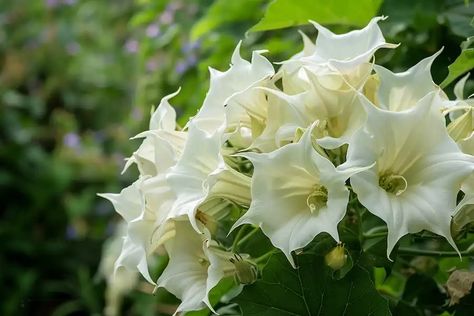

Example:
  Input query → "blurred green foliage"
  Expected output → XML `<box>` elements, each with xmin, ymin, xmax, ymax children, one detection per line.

<box><xmin>0</xmin><ymin>0</ymin><xmax>472</xmax><ymax>315</ymax></box>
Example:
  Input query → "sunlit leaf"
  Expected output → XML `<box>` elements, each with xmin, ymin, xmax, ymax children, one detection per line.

<box><xmin>440</xmin><ymin>48</ymin><xmax>474</xmax><ymax>88</ymax></box>
<box><xmin>250</xmin><ymin>0</ymin><xmax>383</xmax><ymax>32</ymax></box>
<box><xmin>191</xmin><ymin>0</ymin><xmax>265</xmax><ymax>39</ymax></box>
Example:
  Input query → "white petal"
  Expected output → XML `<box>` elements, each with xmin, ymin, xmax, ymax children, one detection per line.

<box><xmin>309</xmin><ymin>16</ymin><xmax>398</xmax><ymax>70</ymax></box>
<box><xmin>150</xmin><ymin>88</ymin><xmax>180</xmax><ymax>131</ymax></box>
<box><xmin>194</xmin><ymin>42</ymin><xmax>274</xmax><ymax>133</ymax></box>
<box><xmin>348</xmin><ymin>91</ymin><xmax>474</xmax><ymax>257</ymax></box>
<box><xmin>98</xmin><ymin>178</ymin><xmax>145</xmax><ymax>222</ymax></box>
<box><xmin>157</xmin><ymin>220</ymin><xmax>209</xmax><ymax>313</ymax></box>
<box><xmin>373</xmin><ymin>50</ymin><xmax>442</xmax><ymax>111</ymax></box>
<box><xmin>234</xmin><ymin>127</ymin><xmax>359</xmax><ymax>266</ymax></box>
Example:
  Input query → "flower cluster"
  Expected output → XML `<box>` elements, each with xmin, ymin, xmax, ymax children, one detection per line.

<box><xmin>100</xmin><ymin>17</ymin><xmax>474</xmax><ymax>314</ymax></box>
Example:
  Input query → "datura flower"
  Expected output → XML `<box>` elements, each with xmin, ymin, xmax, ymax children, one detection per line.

<box><xmin>371</xmin><ymin>50</ymin><xmax>445</xmax><ymax>111</ymax></box>
<box><xmin>258</xmin><ymin>17</ymin><xmax>397</xmax><ymax>152</ymax></box>
<box><xmin>233</xmin><ymin>125</ymin><xmax>369</xmax><ymax>266</ymax></box>
<box><xmin>254</xmin><ymin>73</ymin><xmax>367</xmax><ymax>151</ymax></box>
<box><xmin>448</xmin><ymin>107</ymin><xmax>474</xmax><ymax>155</ymax></box>
<box><xmin>166</xmin><ymin>120</ymin><xmax>251</xmax><ymax>233</ymax></box>
<box><xmin>156</xmin><ymin>219</ymin><xmax>247</xmax><ymax>314</ymax></box>
<box><xmin>347</xmin><ymin>91</ymin><xmax>474</xmax><ymax>257</ymax></box>
<box><xmin>452</xmin><ymin>175</ymin><xmax>474</xmax><ymax>234</ymax></box>
<box><xmin>447</xmin><ymin>74</ymin><xmax>474</xmax><ymax>155</ymax></box>
<box><xmin>122</xmin><ymin>89</ymin><xmax>187</xmax><ymax>176</ymax></box>
<box><xmin>279</xmin><ymin>16</ymin><xmax>397</xmax><ymax>95</ymax></box>
<box><xmin>193</xmin><ymin>41</ymin><xmax>274</xmax><ymax>138</ymax></box>
<box><xmin>98</xmin><ymin>178</ymin><xmax>156</xmax><ymax>283</ymax></box>
<box><xmin>97</xmin><ymin>222</ymin><xmax>138</xmax><ymax>316</ymax></box>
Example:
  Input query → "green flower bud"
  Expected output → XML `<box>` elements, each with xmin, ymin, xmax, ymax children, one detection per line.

<box><xmin>325</xmin><ymin>244</ymin><xmax>347</xmax><ymax>270</ymax></box>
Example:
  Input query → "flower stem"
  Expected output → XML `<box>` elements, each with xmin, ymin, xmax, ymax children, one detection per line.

<box><xmin>254</xmin><ymin>250</ymin><xmax>277</xmax><ymax>264</ymax></box>
<box><xmin>397</xmin><ymin>247</ymin><xmax>474</xmax><ymax>257</ymax></box>
<box><xmin>236</xmin><ymin>227</ymin><xmax>260</xmax><ymax>249</ymax></box>
<box><xmin>363</xmin><ymin>232</ymin><xmax>387</xmax><ymax>239</ymax></box>
<box><xmin>231</xmin><ymin>225</ymin><xmax>248</xmax><ymax>252</ymax></box>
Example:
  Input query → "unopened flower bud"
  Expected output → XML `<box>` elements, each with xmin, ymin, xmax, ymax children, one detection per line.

<box><xmin>230</xmin><ymin>254</ymin><xmax>258</xmax><ymax>285</ymax></box>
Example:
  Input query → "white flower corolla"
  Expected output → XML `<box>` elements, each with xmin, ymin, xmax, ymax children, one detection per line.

<box><xmin>98</xmin><ymin>178</ymin><xmax>156</xmax><ymax>283</ymax></box>
<box><xmin>167</xmin><ymin>121</ymin><xmax>251</xmax><ymax>233</ymax></box>
<box><xmin>224</xmin><ymin>80</ymin><xmax>275</xmax><ymax>149</ymax></box>
<box><xmin>97</xmin><ymin>222</ymin><xmax>138</xmax><ymax>316</ymax></box>
<box><xmin>306</xmin><ymin>17</ymin><xmax>397</xmax><ymax>70</ymax></box>
<box><xmin>193</xmin><ymin>42</ymin><xmax>274</xmax><ymax>134</ymax></box>
<box><xmin>232</xmin><ymin>125</ymin><xmax>370</xmax><ymax>266</ymax></box>
<box><xmin>371</xmin><ymin>50</ymin><xmax>445</xmax><ymax>111</ymax></box>
<box><xmin>448</xmin><ymin>107</ymin><xmax>474</xmax><ymax>155</ymax></box>
<box><xmin>156</xmin><ymin>219</ymin><xmax>239</xmax><ymax>314</ymax></box>
<box><xmin>447</xmin><ymin>74</ymin><xmax>474</xmax><ymax>120</ymax></box>
<box><xmin>446</xmin><ymin>74</ymin><xmax>474</xmax><ymax>155</ymax></box>
<box><xmin>347</xmin><ymin>91</ymin><xmax>474</xmax><ymax>257</ymax></box>
<box><xmin>279</xmin><ymin>16</ymin><xmax>397</xmax><ymax>95</ymax></box>
<box><xmin>253</xmin><ymin>79</ymin><xmax>367</xmax><ymax>151</ymax></box>
<box><xmin>452</xmin><ymin>175</ymin><xmax>474</xmax><ymax>233</ymax></box>
<box><xmin>123</xmin><ymin>89</ymin><xmax>187</xmax><ymax>176</ymax></box>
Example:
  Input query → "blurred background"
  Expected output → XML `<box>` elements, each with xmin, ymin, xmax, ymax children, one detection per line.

<box><xmin>0</xmin><ymin>0</ymin><xmax>472</xmax><ymax>315</ymax></box>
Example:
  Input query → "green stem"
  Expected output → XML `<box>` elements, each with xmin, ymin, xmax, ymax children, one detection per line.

<box><xmin>236</xmin><ymin>226</ymin><xmax>260</xmax><ymax>249</ymax></box>
<box><xmin>254</xmin><ymin>250</ymin><xmax>277</xmax><ymax>264</ymax></box>
<box><xmin>398</xmin><ymin>247</ymin><xmax>474</xmax><ymax>257</ymax></box>
<box><xmin>231</xmin><ymin>225</ymin><xmax>248</xmax><ymax>252</ymax></box>
<box><xmin>363</xmin><ymin>232</ymin><xmax>387</xmax><ymax>239</ymax></box>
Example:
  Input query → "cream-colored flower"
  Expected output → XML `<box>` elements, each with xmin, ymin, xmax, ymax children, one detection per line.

<box><xmin>166</xmin><ymin>121</ymin><xmax>251</xmax><ymax>232</ymax></box>
<box><xmin>448</xmin><ymin>107</ymin><xmax>474</xmax><ymax>155</ymax></box>
<box><xmin>371</xmin><ymin>51</ymin><xmax>444</xmax><ymax>111</ymax></box>
<box><xmin>97</xmin><ymin>222</ymin><xmax>138</xmax><ymax>316</ymax></box>
<box><xmin>156</xmin><ymin>219</ymin><xmax>239</xmax><ymax>314</ymax></box>
<box><xmin>255</xmin><ymin>18</ymin><xmax>396</xmax><ymax>152</ymax></box>
<box><xmin>279</xmin><ymin>16</ymin><xmax>397</xmax><ymax>95</ymax></box>
<box><xmin>233</xmin><ymin>125</ymin><xmax>370</xmax><ymax>266</ymax></box>
<box><xmin>98</xmin><ymin>178</ymin><xmax>156</xmax><ymax>283</ymax></box>
<box><xmin>193</xmin><ymin>42</ymin><xmax>274</xmax><ymax>135</ymax></box>
<box><xmin>347</xmin><ymin>91</ymin><xmax>474</xmax><ymax>257</ymax></box>
<box><xmin>123</xmin><ymin>89</ymin><xmax>186</xmax><ymax>176</ymax></box>
<box><xmin>452</xmin><ymin>175</ymin><xmax>474</xmax><ymax>234</ymax></box>
<box><xmin>252</xmin><ymin>81</ymin><xmax>367</xmax><ymax>152</ymax></box>
<box><xmin>446</xmin><ymin>74</ymin><xmax>474</xmax><ymax>155</ymax></box>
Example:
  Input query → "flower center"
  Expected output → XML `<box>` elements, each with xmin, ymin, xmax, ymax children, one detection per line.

<box><xmin>306</xmin><ymin>184</ymin><xmax>328</xmax><ymax>213</ymax></box>
<box><xmin>379</xmin><ymin>173</ymin><xmax>407</xmax><ymax>196</ymax></box>
<box><xmin>312</xmin><ymin>119</ymin><xmax>329</xmax><ymax>139</ymax></box>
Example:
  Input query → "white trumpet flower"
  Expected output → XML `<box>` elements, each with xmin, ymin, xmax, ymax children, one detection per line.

<box><xmin>253</xmin><ymin>82</ymin><xmax>367</xmax><ymax>152</ymax></box>
<box><xmin>167</xmin><ymin>121</ymin><xmax>251</xmax><ymax>232</ymax></box>
<box><xmin>123</xmin><ymin>89</ymin><xmax>186</xmax><ymax>176</ymax></box>
<box><xmin>156</xmin><ymin>219</ymin><xmax>238</xmax><ymax>314</ymax></box>
<box><xmin>193</xmin><ymin>42</ymin><xmax>274</xmax><ymax>134</ymax></box>
<box><xmin>372</xmin><ymin>50</ymin><xmax>445</xmax><ymax>111</ymax></box>
<box><xmin>279</xmin><ymin>16</ymin><xmax>397</xmax><ymax>95</ymax></box>
<box><xmin>233</xmin><ymin>124</ymin><xmax>370</xmax><ymax>266</ymax></box>
<box><xmin>448</xmin><ymin>107</ymin><xmax>474</xmax><ymax>155</ymax></box>
<box><xmin>452</xmin><ymin>175</ymin><xmax>474</xmax><ymax>233</ymax></box>
<box><xmin>347</xmin><ymin>91</ymin><xmax>474</xmax><ymax>257</ymax></box>
<box><xmin>98</xmin><ymin>178</ymin><xmax>156</xmax><ymax>283</ymax></box>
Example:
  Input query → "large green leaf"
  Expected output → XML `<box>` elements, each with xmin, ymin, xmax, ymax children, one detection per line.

<box><xmin>440</xmin><ymin>47</ymin><xmax>474</xmax><ymax>88</ymax></box>
<box><xmin>250</xmin><ymin>0</ymin><xmax>383</xmax><ymax>32</ymax></box>
<box><xmin>233</xmin><ymin>253</ymin><xmax>390</xmax><ymax>315</ymax></box>
<box><xmin>191</xmin><ymin>0</ymin><xmax>265</xmax><ymax>39</ymax></box>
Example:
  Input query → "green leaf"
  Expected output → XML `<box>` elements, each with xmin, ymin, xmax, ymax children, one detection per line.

<box><xmin>440</xmin><ymin>48</ymin><xmax>474</xmax><ymax>88</ymax></box>
<box><xmin>250</xmin><ymin>0</ymin><xmax>383</xmax><ymax>32</ymax></box>
<box><xmin>233</xmin><ymin>253</ymin><xmax>390</xmax><ymax>315</ymax></box>
<box><xmin>442</xmin><ymin>0</ymin><xmax>474</xmax><ymax>38</ymax></box>
<box><xmin>191</xmin><ymin>0</ymin><xmax>265</xmax><ymax>40</ymax></box>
